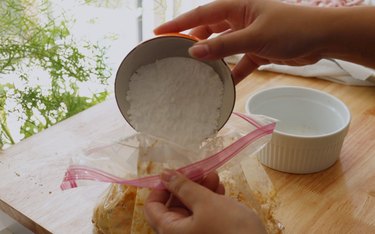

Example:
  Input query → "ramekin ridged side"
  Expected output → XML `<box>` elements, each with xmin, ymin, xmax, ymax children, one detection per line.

<box><xmin>257</xmin><ymin>127</ymin><xmax>349</xmax><ymax>174</ymax></box>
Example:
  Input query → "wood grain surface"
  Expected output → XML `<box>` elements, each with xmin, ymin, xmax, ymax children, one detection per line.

<box><xmin>0</xmin><ymin>70</ymin><xmax>374</xmax><ymax>233</ymax></box>
<box><xmin>235</xmin><ymin>71</ymin><xmax>375</xmax><ymax>233</ymax></box>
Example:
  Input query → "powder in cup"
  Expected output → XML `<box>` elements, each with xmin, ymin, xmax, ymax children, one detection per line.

<box><xmin>126</xmin><ymin>57</ymin><xmax>224</xmax><ymax>149</ymax></box>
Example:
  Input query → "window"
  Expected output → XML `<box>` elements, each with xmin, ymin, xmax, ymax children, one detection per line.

<box><xmin>0</xmin><ymin>0</ymin><xmax>208</xmax><ymax>149</ymax></box>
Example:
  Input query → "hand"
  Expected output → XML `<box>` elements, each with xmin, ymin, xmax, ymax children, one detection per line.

<box><xmin>144</xmin><ymin>170</ymin><xmax>267</xmax><ymax>234</ymax></box>
<box><xmin>154</xmin><ymin>0</ymin><xmax>325</xmax><ymax>83</ymax></box>
<box><xmin>154</xmin><ymin>0</ymin><xmax>375</xmax><ymax>84</ymax></box>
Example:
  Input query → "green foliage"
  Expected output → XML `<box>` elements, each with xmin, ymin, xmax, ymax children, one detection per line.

<box><xmin>0</xmin><ymin>84</ymin><xmax>15</xmax><ymax>148</ymax></box>
<box><xmin>83</xmin><ymin>0</ymin><xmax>125</xmax><ymax>8</ymax></box>
<box><xmin>0</xmin><ymin>0</ymin><xmax>111</xmax><ymax>149</ymax></box>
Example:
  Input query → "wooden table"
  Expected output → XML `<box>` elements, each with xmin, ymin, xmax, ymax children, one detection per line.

<box><xmin>1</xmin><ymin>70</ymin><xmax>374</xmax><ymax>233</ymax></box>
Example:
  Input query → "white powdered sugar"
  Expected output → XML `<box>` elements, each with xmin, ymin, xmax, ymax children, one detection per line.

<box><xmin>126</xmin><ymin>57</ymin><xmax>224</xmax><ymax>149</ymax></box>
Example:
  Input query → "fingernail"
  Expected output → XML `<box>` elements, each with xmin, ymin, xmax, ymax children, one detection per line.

<box><xmin>189</xmin><ymin>44</ymin><xmax>209</xmax><ymax>58</ymax></box>
<box><xmin>161</xmin><ymin>169</ymin><xmax>178</xmax><ymax>183</ymax></box>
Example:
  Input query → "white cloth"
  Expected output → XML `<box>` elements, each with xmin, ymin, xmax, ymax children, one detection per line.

<box><xmin>225</xmin><ymin>55</ymin><xmax>375</xmax><ymax>86</ymax></box>
<box><xmin>259</xmin><ymin>59</ymin><xmax>375</xmax><ymax>86</ymax></box>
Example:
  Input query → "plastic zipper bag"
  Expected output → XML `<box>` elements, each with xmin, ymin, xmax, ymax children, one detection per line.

<box><xmin>60</xmin><ymin>112</ymin><xmax>276</xmax><ymax>190</ymax></box>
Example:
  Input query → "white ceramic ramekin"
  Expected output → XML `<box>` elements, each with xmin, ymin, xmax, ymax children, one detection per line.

<box><xmin>246</xmin><ymin>86</ymin><xmax>351</xmax><ymax>174</ymax></box>
<box><xmin>115</xmin><ymin>33</ymin><xmax>235</xmax><ymax>131</ymax></box>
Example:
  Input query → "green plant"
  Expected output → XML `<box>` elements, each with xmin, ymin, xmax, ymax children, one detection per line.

<box><xmin>83</xmin><ymin>0</ymin><xmax>124</xmax><ymax>8</ymax></box>
<box><xmin>0</xmin><ymin>0</ymin><xmax>111</xmax><ymax>149</ymax></box>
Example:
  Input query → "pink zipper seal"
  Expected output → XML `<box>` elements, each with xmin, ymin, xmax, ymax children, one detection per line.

<box><xmin>61</xmin><ymin>113</ymin><xmax>275</xmax><ymax>190</ymax></box>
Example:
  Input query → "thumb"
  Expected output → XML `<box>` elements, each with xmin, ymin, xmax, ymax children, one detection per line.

<box><xmin>161</xmin><ymin>169</ymin><xmax>213</xmax><ymax>211</ymax></box>
<box><xmin>188</xmin><ymin>28</ymin><xmax>259</xmax><ymax>60</ymax></box>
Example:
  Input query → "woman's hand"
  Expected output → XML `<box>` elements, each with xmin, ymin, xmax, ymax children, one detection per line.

<box><xmin>154</xmin><ymin>0</ymin><xmax>375</xmax><ymax>83</ymax></box>
<box><xmin>144</xmin><ymin>170</ymin><xmax>267</xmax><ymax>234</ymax></box>
<box><xmin>154</xmin><ymin>0</ymin><xmax>324</xmax><ymax>83</ymax></box>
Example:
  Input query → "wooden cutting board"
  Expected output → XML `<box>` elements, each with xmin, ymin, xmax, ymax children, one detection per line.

<box><xmin>0</xmin><ymin>70</ymin><xmax>374</xmax><ymax>233</ymax></box>
<box><xmin>235</xmin><ymin>71</ymin><xmax>375</xmax><ymax>233</ymax></box>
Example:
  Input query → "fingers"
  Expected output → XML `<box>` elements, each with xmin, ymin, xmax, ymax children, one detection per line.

<box><xmin>231</xmin><ymin>53</ymin><xmax>267</xmax><ymax>84</ymax></box>
<box><xmin>166</xmin><ymin>171</ymin><xmax>224</xmax><ymax>209</ymax></box>
<box><xmin>154</xmin><ymin>1</ymin><xmax>235</xmax><ymax>34</ymax></box>
<box><xmin>161</xmin><ymin>169</ymin><xmax>213</xmax><ymax>211</ymax></box>
<box><xmin>146</xmin><ymin>187</ymin><xmax>170</xmax><ymax>204</ymax></box>
<box><xmin>190</xmin><ymin>21</ymin><xmax>231</xmax><ymax>39</ymax></box>
<box><xmin>144</xmin><ymin>189</ymin><xmax>172</xmax><ymax>229</ymax></box>
<box><xmin>189</xmin><ymin>28</ymin><xmax>259</xmax><ymax>60</ymax></box>
<box><xmin>145</xmin><ymin>170</ymin><xmax>226</xmax><ymax>232</ymax></box>
<box><xmin>198</xmin><ymin>171</ymin><xmax>225</xmax><ymax>195</ymax></box>
<box><xmin>215</xmin><ymin>183</ymin><xmax>225</xmax><ymax>195</ymax></box>
<box><xmin>200</xmin><ymin>171</ymin><xmax>222</xmax><ymax>192</ymax></box>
